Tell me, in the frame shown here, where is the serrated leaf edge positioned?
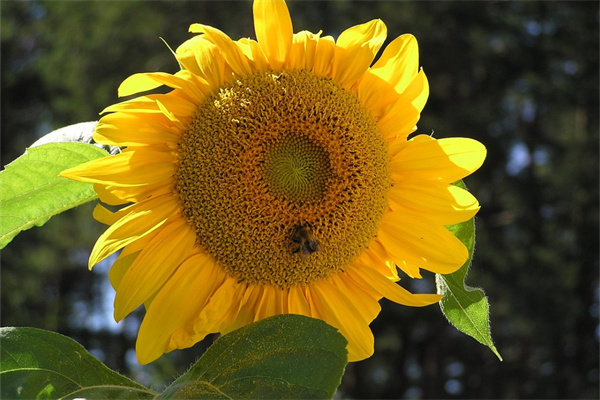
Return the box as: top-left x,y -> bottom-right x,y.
438,275 -> 502,361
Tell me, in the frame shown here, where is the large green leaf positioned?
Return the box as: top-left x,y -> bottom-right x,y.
0,142 -> 108,249
1,316 -> 347,400
436,181 -> 502,360
0,327 -> 156,399
160,314 -> 348,400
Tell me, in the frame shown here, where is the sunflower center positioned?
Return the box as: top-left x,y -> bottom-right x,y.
175,70 -> 390,288
263,134 -> 331,202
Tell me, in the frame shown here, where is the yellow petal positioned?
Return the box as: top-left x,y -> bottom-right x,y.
253,0 -> 293,70
399,68 -> 429,113
373,234 -> 423,279
114,218 -> 197,321
288,31 -> 321,71
391,135 -> 487,182
309,279 -> 375,362
357,70 -> 400,119
190,278 -> 244,336
388,137 -> 411,159
357,240 -> 400,281
177,69 -> 214,99
94,112 -> 180,147
93,203 -> 124,225
89,195 -> 178,268
169,278 -> 245,348
311,35 -> 335,77
175,36 -> 206,75
237,38 -> 269,72
94,182 -> 171,207
60,149 -> 175,187
379,212 -> 469,274
388,182 -> 480,225
118,72 -> 203,102
175,36 -> 226,93
135,252 -> 225,364
189,24 -> 253,76
118,73 -> 165,97
331,273 -> 382,322
376,69 -> 429,138
253,286 -> 282,321
287,286 -> 311,316
358,34 -> 419,116
222,285 -> 264,335
371,34 -> 419,94
94,184 -> 129,206
332,19 -> 387,88
108,250 -> 140,292
377,97 -> 420,140
155,99 -> 180,123
101,93 -> 197,117
346,264 -> 441,306
108,226 -> 162,291
351,256 -> 398,297
93,198 -> 163,227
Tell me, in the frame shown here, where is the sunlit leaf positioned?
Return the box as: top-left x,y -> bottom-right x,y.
0,327 -> 156,399
436,181 -> 502,360
0,142 -> 108,249
30,121 -> 119,155
160,314 -> 348,400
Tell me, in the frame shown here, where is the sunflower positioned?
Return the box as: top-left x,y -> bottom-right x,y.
61,0 -> 486,364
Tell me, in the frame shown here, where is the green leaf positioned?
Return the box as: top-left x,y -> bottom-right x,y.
160,314 -> 348,400
0,142 -> 108,249
0,327 -> 156,399
436,180 -> 502,360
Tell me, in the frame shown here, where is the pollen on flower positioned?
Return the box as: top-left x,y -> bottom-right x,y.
175,70 -> 391,288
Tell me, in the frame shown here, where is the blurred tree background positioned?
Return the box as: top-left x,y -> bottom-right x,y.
1,1 -> 598,398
